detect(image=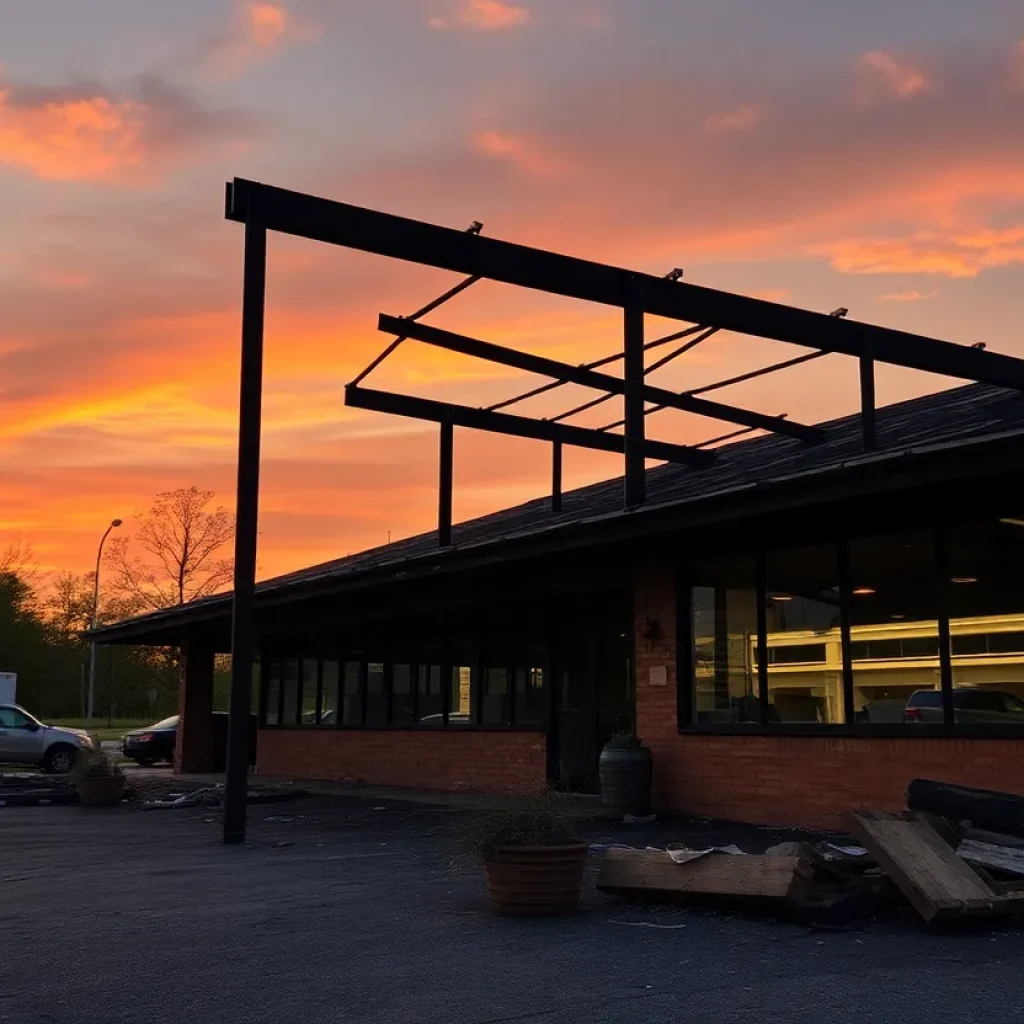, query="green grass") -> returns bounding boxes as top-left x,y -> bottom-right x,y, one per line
50,718 -> 152,742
